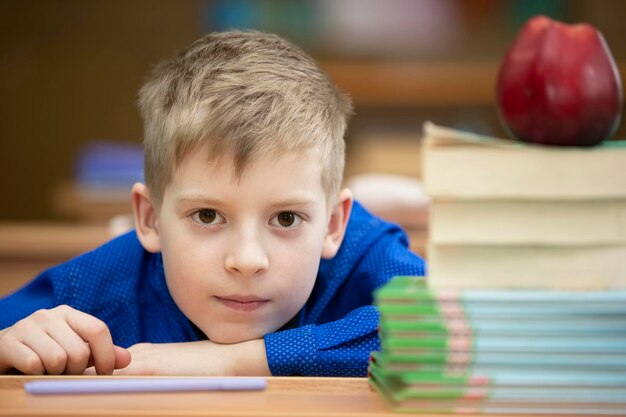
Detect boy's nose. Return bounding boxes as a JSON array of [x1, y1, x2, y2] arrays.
[[224, 233, 269, 278]]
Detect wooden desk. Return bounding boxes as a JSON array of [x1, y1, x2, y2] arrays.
[[0, 223, 112, 296], [0, 376, 398, 416]]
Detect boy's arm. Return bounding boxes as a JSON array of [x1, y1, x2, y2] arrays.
[[0, 270, 58, 331], [111, 307, 377, 376], [109, 339, 270, 376], [264, 305, 380, 376]]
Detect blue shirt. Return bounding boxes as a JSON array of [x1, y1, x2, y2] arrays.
[[0, 201, 425, 376]]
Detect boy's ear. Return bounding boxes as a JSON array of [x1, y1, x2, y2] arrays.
[[321, 188, 353, 259], [131, 182, 162, 253]]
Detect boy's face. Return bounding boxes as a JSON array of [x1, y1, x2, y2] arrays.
[[137, 148, 349, 344]]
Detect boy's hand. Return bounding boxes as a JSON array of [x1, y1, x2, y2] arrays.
[[102, 339, 270, 376], [0, 305, 131, 375]]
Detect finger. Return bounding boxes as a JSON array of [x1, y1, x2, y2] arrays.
[[20, 331, 68, 375], [86, 345, 131, 370], [0, 339, 45, 375], [50, 334, 90, 375], [43, 326, 91, 375], [60, 308, 116, 375], [114, 345, 132, 370], [0, 311, 67, 374], [83, 366, 96, 376]]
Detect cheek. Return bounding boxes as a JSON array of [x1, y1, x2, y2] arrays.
[[269, 237, 323, 301], [160, 234, 222, 303]]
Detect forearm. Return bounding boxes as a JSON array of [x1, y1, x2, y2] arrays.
[[116, 338, 271, 376], [228, 338, 271, 376]]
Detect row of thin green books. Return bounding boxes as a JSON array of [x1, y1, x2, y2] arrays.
[[369, 276, 626, 415]]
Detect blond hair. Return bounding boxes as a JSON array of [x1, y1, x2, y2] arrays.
[[138, 30, 353, 206]]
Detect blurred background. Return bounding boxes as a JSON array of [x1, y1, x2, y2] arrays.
[[0, 0, 625, 293]]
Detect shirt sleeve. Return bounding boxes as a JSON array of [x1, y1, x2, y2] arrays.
[[0, 269, 57, 330], [264, 305, 380, 376]]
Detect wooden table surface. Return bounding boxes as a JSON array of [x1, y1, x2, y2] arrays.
[[0, 376, 413, 417]]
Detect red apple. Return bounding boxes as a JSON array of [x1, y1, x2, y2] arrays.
[[496, 15, 623, 147]]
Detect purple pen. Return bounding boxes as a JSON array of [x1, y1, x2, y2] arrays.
[[24, 377, 267, 395]]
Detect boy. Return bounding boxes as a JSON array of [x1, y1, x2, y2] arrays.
[[0, 31, 425, 376]]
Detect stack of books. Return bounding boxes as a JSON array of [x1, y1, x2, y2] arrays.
[[370, 276, 626, 415], [369, 123, 626, 414], [421, 122, 626, 289]]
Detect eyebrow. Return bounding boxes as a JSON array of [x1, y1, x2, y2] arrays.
[[266, 198, 317, 211], [175, 194, 317, 209], [175, 194, 225, 206]]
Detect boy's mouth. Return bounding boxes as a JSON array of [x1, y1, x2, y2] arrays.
[[215, 295, 270, 312]]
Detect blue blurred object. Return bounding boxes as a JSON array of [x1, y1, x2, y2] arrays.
[[74, 141, 144, 190], [207, 0, 258, 30], [201, 0, 316, 48]]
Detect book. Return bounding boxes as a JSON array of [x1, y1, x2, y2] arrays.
[[373, 350, 626, 372], [421, 122, 626, 200], [426, 244, 626, 289], [376, 275, 626, 304], [369, 362, 626, 415], [429, 199, 626, 245], [381, 317, 626, 337], [382, 335, 626, 355], [370, 353, 626, 386]]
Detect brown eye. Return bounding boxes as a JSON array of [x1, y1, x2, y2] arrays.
[[277, 212, 295, 227], [270, 211, 303, 228], [198, 209, 217, 224]]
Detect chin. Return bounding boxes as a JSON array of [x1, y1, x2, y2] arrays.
[[205, 326, 265, 344]]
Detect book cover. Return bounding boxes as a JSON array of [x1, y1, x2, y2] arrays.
[[421, 122, 626, 200], [429, 199, 626, 245], [426, 244, 626, 289]]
